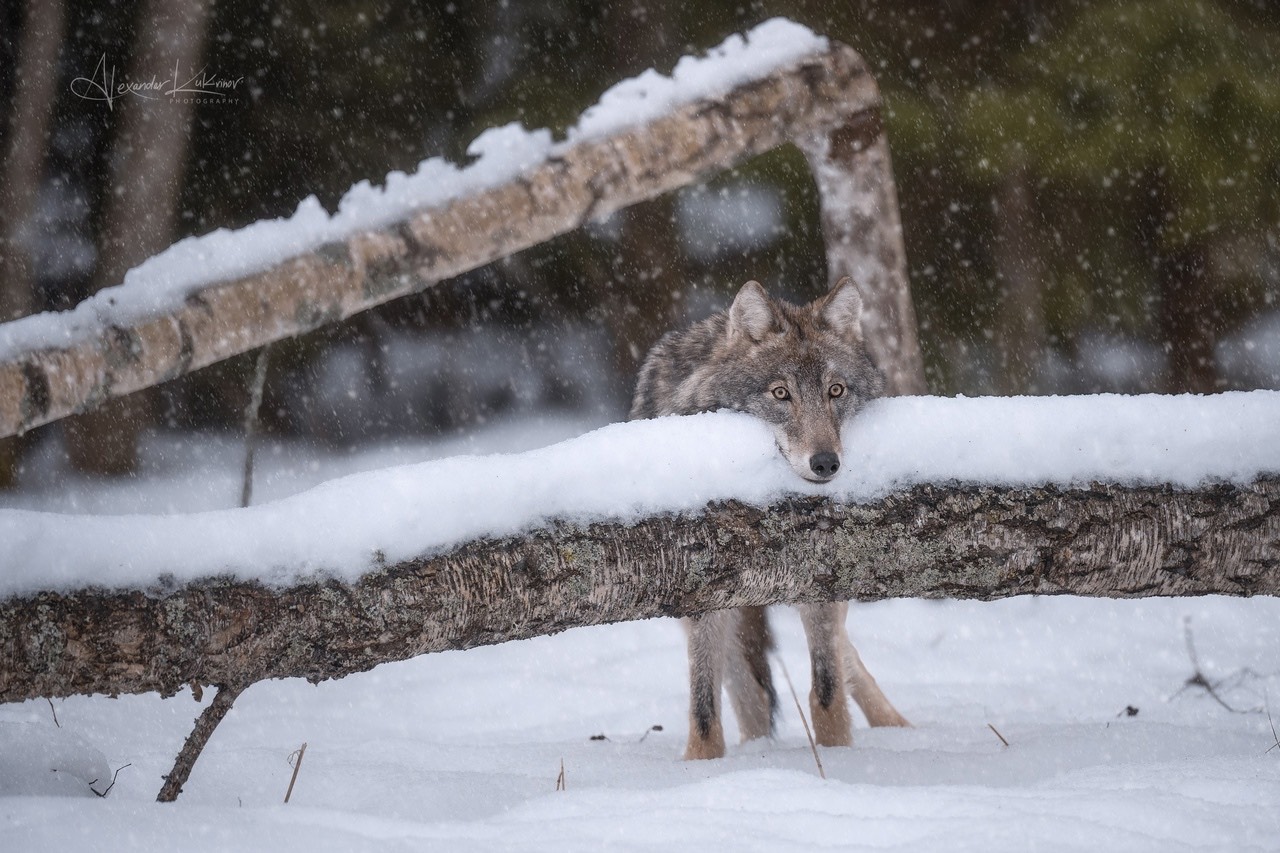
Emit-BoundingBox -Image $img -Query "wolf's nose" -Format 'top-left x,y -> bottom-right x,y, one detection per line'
810,452 -> 840,478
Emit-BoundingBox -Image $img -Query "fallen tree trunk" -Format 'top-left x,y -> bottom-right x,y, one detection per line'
4,477 -> 1277,706
0,37 -> 924,438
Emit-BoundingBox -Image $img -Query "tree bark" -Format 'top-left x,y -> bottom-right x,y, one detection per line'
3,477 -> 1276,706
798,111 -> 927,396
0,0 -> 66,487
62,0 -> 211,474
155,683 -> 244,803
0,41 -> 918,439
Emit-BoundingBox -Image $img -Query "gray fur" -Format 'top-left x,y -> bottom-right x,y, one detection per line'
630,277 -> 905,759
631,276 -> 884,481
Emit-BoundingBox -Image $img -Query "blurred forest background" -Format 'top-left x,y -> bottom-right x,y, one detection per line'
0,0 -> 1277,482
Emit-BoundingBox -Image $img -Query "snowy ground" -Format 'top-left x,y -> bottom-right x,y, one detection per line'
3,415 -> 1279,851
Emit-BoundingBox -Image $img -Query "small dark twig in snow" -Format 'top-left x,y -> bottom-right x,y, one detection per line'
46,697 -> 59,728
987,723 -> 1010,747
637,725 -> 663,743
1171,617 -> 1252,714
1265,694 -> 1279,756
775,655 -> 825,780
555,758 -> 566,791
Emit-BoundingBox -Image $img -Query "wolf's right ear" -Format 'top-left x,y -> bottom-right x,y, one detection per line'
727,280 -> 777,342
819,276 -> 864,342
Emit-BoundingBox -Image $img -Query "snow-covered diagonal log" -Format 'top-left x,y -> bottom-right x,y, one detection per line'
1,476 -> 1278,705
0,22 -> 922,437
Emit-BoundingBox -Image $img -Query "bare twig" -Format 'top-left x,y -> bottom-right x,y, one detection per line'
987,723 -> 1010,747
637,724 -> 663,744
776,656 -> 825,780
90,763 -> 131,798
240,345 -> 271,508
157,683 -> 245,802
46,697 -> 59,728
1171,617 -> 1251,714
555,758 -> 566,791
1265,693 -> 1279,756
284,742 -> 307,803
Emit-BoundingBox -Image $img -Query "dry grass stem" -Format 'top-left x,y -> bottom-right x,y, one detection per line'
284,742 -> 307,804
776,655 -> 825,780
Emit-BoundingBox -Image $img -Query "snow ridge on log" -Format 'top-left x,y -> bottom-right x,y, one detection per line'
3,478 -> 1277,704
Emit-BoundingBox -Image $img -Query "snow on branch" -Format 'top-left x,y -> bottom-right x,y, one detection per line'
0,18 -> 921,438
2,393 -> 1278,705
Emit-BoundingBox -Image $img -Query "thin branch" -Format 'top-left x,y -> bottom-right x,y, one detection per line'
46,697 -> 59,728
1172,617 -> 1251,714
987,723 -> 1009,747
90,763 -> 131,798
1265,693 -> 1279,756
157,683 -> 245,802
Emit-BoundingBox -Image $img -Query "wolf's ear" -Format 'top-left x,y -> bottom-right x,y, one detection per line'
727,280 -> 777,342
818,276 -> 864,342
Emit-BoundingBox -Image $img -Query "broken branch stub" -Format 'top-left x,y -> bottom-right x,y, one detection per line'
0,41 -> 924,438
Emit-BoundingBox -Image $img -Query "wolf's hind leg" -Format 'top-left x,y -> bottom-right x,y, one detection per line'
797,602 -> 854,747
724,606 -> 777,743
683,611 -> 730,760
839,622 -> 911,728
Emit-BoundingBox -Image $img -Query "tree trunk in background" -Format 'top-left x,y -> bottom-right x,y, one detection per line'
63,0 -> 211,475
992,162 -> 1048,395
1159,243 -> 1217,394
0,0 -> 66,488
606,199 -> 688,381
1139,170 -> 1218,394
601,0 -> 686,385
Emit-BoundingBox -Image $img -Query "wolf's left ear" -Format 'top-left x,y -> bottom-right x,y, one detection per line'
727,280 -> 778,342
819,276 -> 864,342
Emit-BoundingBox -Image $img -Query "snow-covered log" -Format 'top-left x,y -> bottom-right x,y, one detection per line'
4,393 -> 1279,704
0,21 -> 923,438
1,478 -> 1277,706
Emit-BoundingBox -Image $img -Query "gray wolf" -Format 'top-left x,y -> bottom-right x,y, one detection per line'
630,277 -> 910,760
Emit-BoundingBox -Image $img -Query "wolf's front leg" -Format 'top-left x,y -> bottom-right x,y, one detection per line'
797,602 -> 854,747
683,611 -> 730,760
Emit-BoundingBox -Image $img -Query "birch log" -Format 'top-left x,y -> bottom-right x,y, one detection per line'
0,40 -> 923,438
3,477 -> 1277,705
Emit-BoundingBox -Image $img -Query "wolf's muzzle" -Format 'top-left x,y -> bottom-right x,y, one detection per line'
809,452 -> 840,479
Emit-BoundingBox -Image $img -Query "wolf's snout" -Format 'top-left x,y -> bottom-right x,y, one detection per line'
809,452 -> 840,479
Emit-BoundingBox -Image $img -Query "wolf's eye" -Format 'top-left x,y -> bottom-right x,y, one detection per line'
829,383 -> 845,398
771,386 -> 790,401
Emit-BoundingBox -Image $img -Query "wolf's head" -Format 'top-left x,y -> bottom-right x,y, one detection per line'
630,277 -> 882,483
710,278 -> 883,482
